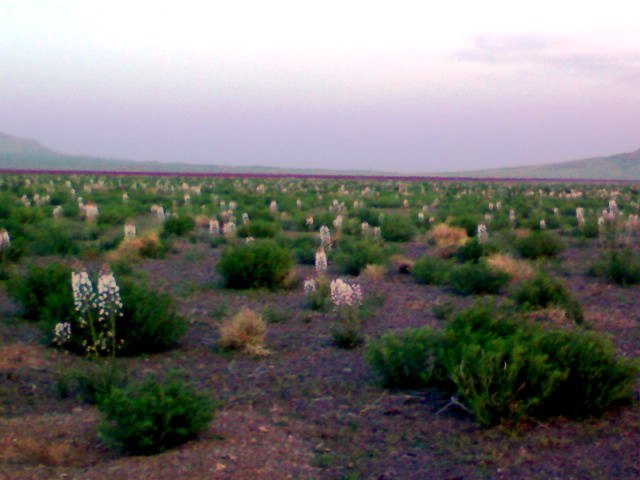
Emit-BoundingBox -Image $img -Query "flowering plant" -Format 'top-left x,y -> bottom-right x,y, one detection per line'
329,278 -> 365,348
66,263 -> 124,357
330,278 -> 363,308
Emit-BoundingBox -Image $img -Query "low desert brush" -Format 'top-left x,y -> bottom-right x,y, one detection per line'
390,255 -> 414,274
431,224 -> 469,257
107,231 -> 164,261
361,264 -> 386,281
218,308 -> 268,355
486,253 -> 536,282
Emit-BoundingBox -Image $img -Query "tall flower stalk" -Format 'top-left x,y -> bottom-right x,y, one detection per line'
70,264 -> 123,358
97,265 -> 124,359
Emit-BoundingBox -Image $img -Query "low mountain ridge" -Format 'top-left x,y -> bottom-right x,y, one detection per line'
1,131 -> 639,180
443,149 -> 640,180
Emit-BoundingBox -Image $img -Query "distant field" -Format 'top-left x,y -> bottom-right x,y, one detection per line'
1,172 -> 638,479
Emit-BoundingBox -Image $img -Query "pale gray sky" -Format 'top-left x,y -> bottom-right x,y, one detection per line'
1,1 -> 640,172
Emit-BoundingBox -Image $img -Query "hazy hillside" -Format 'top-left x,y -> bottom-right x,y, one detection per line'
0,132 -> 56,156
445,149 -> 640,180
0,132 -> 391,176
1,131 -> 639,180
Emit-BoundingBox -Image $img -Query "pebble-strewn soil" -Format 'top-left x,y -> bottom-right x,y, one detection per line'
1,240 -> 639,480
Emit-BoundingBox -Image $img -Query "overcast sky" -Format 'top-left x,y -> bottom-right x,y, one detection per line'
2,1 -> 640,172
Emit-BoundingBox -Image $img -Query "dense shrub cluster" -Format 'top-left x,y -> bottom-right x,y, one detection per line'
412,256 -> 451,285
366,327 -> 447,388
7,263 -> 73,322
238,220 -> 279,238
412,255 -> 509,295
514,231 -> 564,259
448,262 -> 510,295
367,303 -> 637,426
162,215 -> 195,237
589,249 -> 640,286
217,240 -> 292,289
8,263 -> 187,356
333,238 -> 388,275
98,373 -> 216,455
511,273 -> 583,323
454,238 -> 484,263
381,215 -> 414,242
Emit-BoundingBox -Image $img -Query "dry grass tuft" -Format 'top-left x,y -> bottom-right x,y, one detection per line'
526,308 -> 575,329
282,268 -> 302,290
431,224 -> 469,257
195,215 -> 211,228
389,256 -> 414,275
106,231 -> 161,262
486,253 -> 536,282
218,308 -> 269,356
361,264 -> 386,281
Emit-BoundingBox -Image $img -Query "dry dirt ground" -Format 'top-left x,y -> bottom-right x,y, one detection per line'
1,240 -> 639,479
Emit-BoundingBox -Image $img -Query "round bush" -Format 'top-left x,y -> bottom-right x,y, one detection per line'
9,263 -> 187,356
217,240 -> 292,289
381,215 -> 414,242
98,373 -> 216,454
515,232 -> 564,259
412,255 -> 452,285
448,262 -> 509,295
511,273 -> 583,323
162,215 -> 196,237
117,280 -> 188,355
238,220 -> 279,238
334,238 -> 387,275
7,263 -> 73,322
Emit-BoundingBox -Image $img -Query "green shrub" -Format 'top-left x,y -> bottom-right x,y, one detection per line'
238,220 -> 278,238
7,263 -> 73,322
367,303 -> 638,426
306,277 -> 331,311
450,215 -> 479,237
515,232 -> 564,259
448,331 -> 563,426
366,327 -> 448,388
412,256 -> 452,285
432,300 -> 455,320
162,215 -> 195,237
10,264 -> 186,356
331,319 -> 365,349
381,215 -> 414,242
117,280 -> 188,355
511,273 -> 583,323
277,236 -> 316,265
217,240 -> 292,289
72,361 -> 129,404
334,238 -> 387,275
589,249 -> 640,286
580,220 -> 599,239
534,330 -> 638,417
27,225 -> 79,256
454,238 -> 484,263
98,372 -> 216,455
448,262 -> 509,295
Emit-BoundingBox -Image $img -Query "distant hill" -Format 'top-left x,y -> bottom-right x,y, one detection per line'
443,149 -> 640,180
0,132 -> 56,156
1,131 -> 639,180
0,132 -> 392,177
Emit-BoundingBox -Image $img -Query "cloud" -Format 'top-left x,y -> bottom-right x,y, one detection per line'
456,33 -> 640,82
